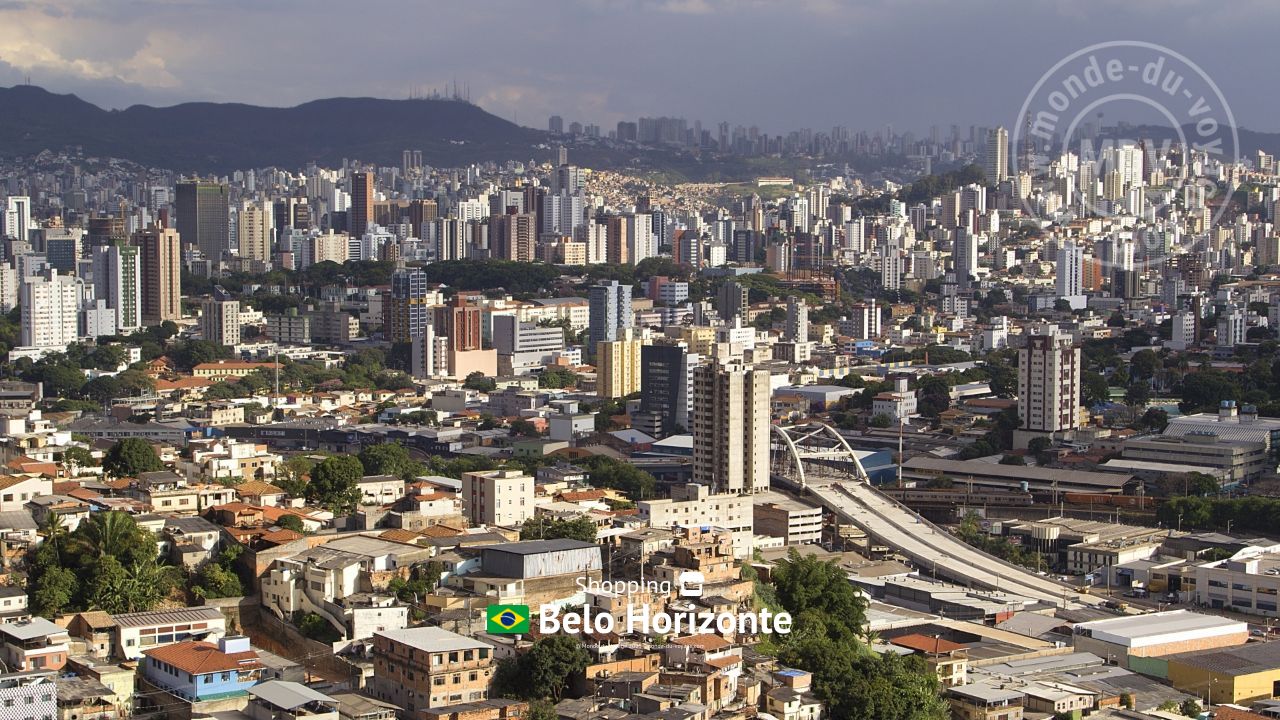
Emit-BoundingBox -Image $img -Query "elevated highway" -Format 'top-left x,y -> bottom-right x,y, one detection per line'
770,423 -> 1103,609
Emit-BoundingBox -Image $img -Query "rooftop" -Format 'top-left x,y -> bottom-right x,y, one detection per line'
375,626 -> 492,653
479,538 -> 597,555
143,640 -> 262,675
111,606 -> 225,629
1166,640 -> 1280,676
1074,610 -> 1246,648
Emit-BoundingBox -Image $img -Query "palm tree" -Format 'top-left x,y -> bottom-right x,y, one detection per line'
72,511 -> 142,561
39,513 -> 69,560
121,557 -> 182,612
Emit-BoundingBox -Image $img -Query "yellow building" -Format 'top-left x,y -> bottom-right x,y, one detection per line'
1166,642 -> 1280,704
597,330 -> 642,399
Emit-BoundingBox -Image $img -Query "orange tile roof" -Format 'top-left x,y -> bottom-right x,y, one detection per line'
236,481 -> 285,496
379,529 -> 423,544
143,640 -> 262,674
193,361 -> 281,371
66,488 -> 103,501
260,529 -> 304,544
704,655 -> 741,669
558,490 -> 606,502
155,377 -> 214,390
671,634 -> 731,651
419,524 -> 464,538
889,634 -> 966,654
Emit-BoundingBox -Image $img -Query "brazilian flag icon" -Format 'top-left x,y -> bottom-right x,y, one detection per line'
486,604 -> 530,634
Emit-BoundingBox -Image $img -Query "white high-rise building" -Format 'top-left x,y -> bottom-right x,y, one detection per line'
4,197 -> 32,242
693,361 -> 770,494
985,127 -> 1009,183
1218,308 -> 1247,348
1056,241 -> 1085,300
783,296 -> 809,342
1171,310 -> 1197,351
1017,327 -> 1082,442
92,245 -> 142,332
19,270 -> 80,348
0,262 -> 16,313
627,213 -> 656,265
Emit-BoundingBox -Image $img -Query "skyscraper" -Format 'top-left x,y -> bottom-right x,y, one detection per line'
237,200 -> 273,264
200,286 -> 240,347
350,172 -> 374,237
490,211 -> 537,262
3,196 -> 31,242
434,296 -> 483,352
92,244 -> 142,333
636,343 -> 700,439
19,270 -> 80,348
597,328 -> 643,399
134,225 -> 182,326
984,126 -> 1009,184
715,281 -> 748,323
386,268 -> 432,343
693,361 -> 770,494
1056,241 -> 1084,299
783,296 -> 809,342
1017,327 -> 1081,443
176,181 -> 230,262
953,227 -> 978,287
605,216 -> 629,266
588,281 -> 632,348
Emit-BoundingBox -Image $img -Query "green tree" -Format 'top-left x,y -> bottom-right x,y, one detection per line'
275,456 -> 316,497
1081,371 -> 1110,408
520,516 -> 598,543
307,455 -> 364,513
494,636 -> 589,702
358,443 -> 413,477
80,376 -> 122,404
102,438 -> 165,478
1124,382 -> 1152,407
62,446 -> 96,475
869,414 -> 892,428
72,511 -> 155,564
463,372 -> 497,392
277,514 -> 306,533
29,562 -> 77,617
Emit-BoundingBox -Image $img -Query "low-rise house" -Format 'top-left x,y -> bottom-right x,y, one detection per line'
141,636 -> 264,704
764,669 -> 823,720
246,680 -> 340,720
237,480 -> 288,507
0,618 -> 70,671
357,475 -> 407,506
947,682 -> 1024,720
0,476 -> 52,513
161,516 -> 226,569
111,606 -> 228,660
55,676 -> 117,720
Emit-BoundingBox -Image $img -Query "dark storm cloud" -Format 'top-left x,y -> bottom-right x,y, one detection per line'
0,0 -> 1275,132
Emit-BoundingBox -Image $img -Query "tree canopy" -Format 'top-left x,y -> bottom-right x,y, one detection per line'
102,438 -> 165,478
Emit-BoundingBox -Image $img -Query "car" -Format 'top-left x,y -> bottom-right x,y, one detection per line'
1252,629 -> 1266,637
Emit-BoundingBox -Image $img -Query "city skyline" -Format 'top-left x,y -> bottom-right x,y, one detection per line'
1,0 -> 1279,135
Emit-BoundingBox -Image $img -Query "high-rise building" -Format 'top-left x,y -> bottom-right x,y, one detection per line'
693,361 -> 770,494
841,301 -> 880,340
3,196 -> 31,242
588,281 -> 632,348
490,212 -> 537,262
134,225 -> 182,326
984,126 -> 1009,184
1017,327 -> 1082,441
92,244 -> 142,332
715,281 -> 748,323
605,216 -> 629,266
1171,310 -> 1198,351
19,270 -> 80,348
175,181 -> 230,262
200,286 -> 240,347
237,201 -> 273,264
461,469 -> 533,527
954,227 -> 978,287
1056,241 -> 1085,299
635,343 -> 700,438
1218,308 -> 1247,348
350,172 -> 374,237
783,296 -> 809,342
434,296 -> 483,352
386,268 -> 432,343
597,328 -> 643,399
548,115 -> 564,134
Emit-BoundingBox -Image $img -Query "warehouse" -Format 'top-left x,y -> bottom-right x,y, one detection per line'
902,457 -> 1136,495
1166,641 -> 1280,704
1071,610 -> 1248,671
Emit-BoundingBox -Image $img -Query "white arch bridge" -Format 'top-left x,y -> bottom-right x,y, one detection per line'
769,422 -> 1099,608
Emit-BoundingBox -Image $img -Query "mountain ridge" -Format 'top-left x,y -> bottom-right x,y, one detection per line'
0,85 -> 551,172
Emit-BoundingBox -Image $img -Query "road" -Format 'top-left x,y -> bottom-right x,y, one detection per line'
808,480 -> 1104,609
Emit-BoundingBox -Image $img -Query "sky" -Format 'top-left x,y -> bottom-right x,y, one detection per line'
0,0 -> 1276,136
